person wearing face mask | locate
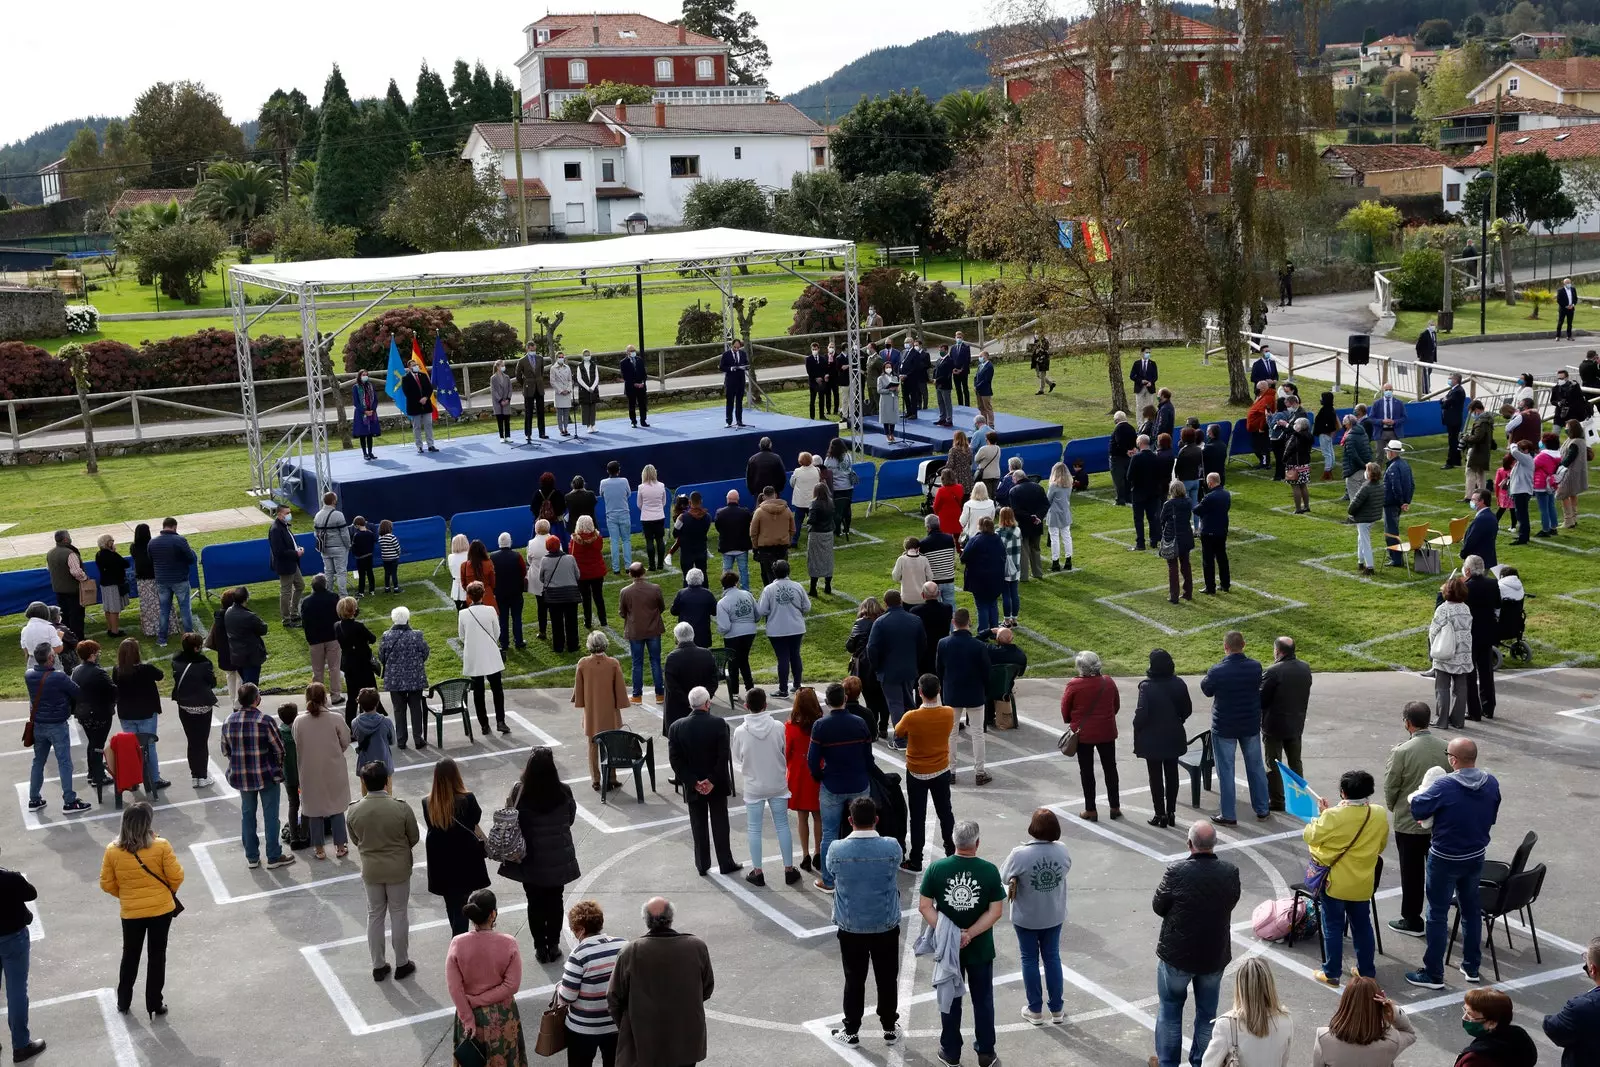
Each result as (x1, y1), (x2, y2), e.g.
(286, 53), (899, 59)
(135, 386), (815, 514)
(806, 342), (831, 420)
(351, 369), (382, 460)
(575, 349), (601, 434)
(829, 342), (848, 419)
(1551, 367), (1592, 428)
(1454, 990), (1538, 1067)
(619, 344), (650, 428)
(1371, 383), (1407, 441)
(550, 351), (575, 437)
(1543, 936), (1600, 1067)
(399, 358), (438, 454)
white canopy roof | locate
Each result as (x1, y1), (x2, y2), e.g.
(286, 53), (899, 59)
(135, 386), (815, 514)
(230, 227), (854, 293)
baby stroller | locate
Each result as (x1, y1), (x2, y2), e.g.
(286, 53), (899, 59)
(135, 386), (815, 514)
(917, 457), (947, 517)
(1491, 565), (1531, 668)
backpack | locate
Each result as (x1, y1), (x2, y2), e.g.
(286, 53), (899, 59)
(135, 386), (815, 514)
(485, 786), (526, 863)
(1251, 896), (1309, 942)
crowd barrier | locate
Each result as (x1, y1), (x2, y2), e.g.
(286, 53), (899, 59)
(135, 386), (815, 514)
(1000, 442), (1066, 478)
(0, 558), (200, 618)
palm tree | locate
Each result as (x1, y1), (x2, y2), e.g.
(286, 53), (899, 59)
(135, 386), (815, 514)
(937, 88), (998, 149)
(290, 160), (317, 201)
(257, 93), (306, 199)
(194, 160), (280, 234)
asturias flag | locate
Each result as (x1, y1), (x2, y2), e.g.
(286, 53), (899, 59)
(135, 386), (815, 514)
(1277, 762), (1321, 824)
(432, 336), (462, 418)
(384, 337), (406, 410)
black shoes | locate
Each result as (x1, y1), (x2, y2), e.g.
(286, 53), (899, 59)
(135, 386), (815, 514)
(372, 963), (392, 982)
(14, 1040), (47, 1061)
(394, 961), (416, 981)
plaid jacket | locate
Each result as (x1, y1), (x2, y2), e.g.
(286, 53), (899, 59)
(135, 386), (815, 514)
(220, 706), (285, 792)
(998, 525), (1022, 582)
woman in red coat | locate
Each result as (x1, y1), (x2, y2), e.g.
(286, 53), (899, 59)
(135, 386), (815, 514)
(568, 515), (609, 630)
(1060, 650), (1121, 821)
(932, 468), (965, 538)
(784, 688), (822, 872)
(459, 540), (497, 608)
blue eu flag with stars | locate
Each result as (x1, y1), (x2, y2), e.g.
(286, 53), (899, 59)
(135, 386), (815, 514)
(431, 337), (462, 418)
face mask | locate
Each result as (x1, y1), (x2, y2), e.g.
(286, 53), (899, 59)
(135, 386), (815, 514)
(583, 355), (592, 362)
(557, 356), (566, 363)
(1558, 377), (1568, 384)
(1383, 390), (1393, 399)
(1463, 1020), (1489, 1037)
(357, 373), (367, 382)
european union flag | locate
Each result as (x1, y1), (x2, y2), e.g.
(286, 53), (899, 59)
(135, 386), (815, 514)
(431, 336), (462, 418)
(384, 337), (406, 410)
(1056, 220), (1075, 250)
(1277, 762), (1321, 823)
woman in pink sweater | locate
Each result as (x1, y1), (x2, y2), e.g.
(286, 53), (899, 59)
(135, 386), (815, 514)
(447, 888), (529, 1066)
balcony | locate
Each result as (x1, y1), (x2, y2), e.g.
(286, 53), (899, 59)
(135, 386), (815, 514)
(549, 85), (769, 115)
(1438, 119), (1518, 146)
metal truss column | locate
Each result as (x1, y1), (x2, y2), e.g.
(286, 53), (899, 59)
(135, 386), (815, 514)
(843, 245), (863, 448)
(231, 273), (265, 495)
(298, 288), (332, 499)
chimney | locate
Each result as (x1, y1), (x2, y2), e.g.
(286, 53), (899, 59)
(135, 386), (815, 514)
(616, 101), (627, 123)
(655, 100), (667, 127)
(678, 23), (687, 44)
(592, 13), (600, 43)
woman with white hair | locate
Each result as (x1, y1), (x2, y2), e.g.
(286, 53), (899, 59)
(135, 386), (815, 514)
(572, 631), (628, 791)
(790, 452), (821, 539)
(1201, 956), (1292, 1066)
(378, 605), (431, 748)
(671, 568), (717, 648)
(1059, 651), (1120, 821)
(1283, 416), (1317, 514)
(446, 533), (470, 609)
(459, 581), (509, 735)
(959, 481), (996, 543)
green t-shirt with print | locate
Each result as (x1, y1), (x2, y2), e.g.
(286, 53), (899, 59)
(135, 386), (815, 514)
(919, 854), (1007, 964)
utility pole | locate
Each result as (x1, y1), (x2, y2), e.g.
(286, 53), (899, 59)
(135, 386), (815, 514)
(513, 91), (533, 344)
(1483, 87), (1502, 335)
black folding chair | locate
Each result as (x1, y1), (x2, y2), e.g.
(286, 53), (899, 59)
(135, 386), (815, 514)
(1479, 831), (1537, 894)
(1178, 731), (1214, 807)
(426, 678), (474, 746)
(1287, 855), (1385, 959)
(592, 729), (657, 805)
(1447, 863), (1547, 983)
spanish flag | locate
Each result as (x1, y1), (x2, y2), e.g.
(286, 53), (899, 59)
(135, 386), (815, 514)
(1082, 219), (1113, 263)
(411, 336), (439, 419)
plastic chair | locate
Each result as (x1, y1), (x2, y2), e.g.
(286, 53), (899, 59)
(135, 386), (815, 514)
(1286, 855), (1385, 959)
(1178, 731), (1214, 807)
(426, 678), (474, 747)
(1447, 863), (1547, 982)
(1479, 830), (1536, 891)
(592, 729), (656, 805)
(1385, 524), (1437, 574)
(710, 647), (731, 705)
(985, 663), (1021, 728)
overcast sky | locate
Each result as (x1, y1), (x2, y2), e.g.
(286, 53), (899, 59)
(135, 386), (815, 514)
(1, 0), (995, 146)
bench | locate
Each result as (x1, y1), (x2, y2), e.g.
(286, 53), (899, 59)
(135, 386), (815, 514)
(1177, 730), (1214, 808)
(877, 245), (920, 266)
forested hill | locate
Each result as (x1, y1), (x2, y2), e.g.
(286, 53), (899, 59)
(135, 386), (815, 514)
(0, 116), (115, 206)
(783, 31), (993, 120)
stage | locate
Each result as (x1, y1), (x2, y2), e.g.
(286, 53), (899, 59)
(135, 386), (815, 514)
(858, 404), (1063, 455)
(281, 408), (841, 523)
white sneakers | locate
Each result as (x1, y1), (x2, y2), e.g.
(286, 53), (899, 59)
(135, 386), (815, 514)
(193, 776), (214, 788)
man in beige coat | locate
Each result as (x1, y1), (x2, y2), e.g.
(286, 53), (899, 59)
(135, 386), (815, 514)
(748, 487), (795, 585)
(347, 761), (420, 982)
(609, 897), (714, 1067)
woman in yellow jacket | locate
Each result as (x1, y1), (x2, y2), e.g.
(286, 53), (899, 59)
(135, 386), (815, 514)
(1304, 770), (1389, 989)
(99, 801), (184, 1018)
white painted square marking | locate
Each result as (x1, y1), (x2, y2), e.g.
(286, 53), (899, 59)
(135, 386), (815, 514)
(1095, 582), (1306, 637)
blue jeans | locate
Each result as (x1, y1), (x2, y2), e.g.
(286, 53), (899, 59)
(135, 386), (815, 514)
(937, 582), (955, 607)
(608, 514), (633, 571)
(1017, 924), (1063, 1013)
(239, 784), (284, 864)
(1317, 433), (1336, 472)
(1536, 490), (1557, 531)
(722, 552), (750, 589)
(28, 719), (78, 806)
(1211, 732), (1269, 820)
(0, 928), (30, 1049)
(629, 637), (663, 697)
(120, 716), (160, 789)
(745, 796), (794, 870)
(155, 580), (193, 642)
(940, 957), (996, 1060)
(975, 598), (999, 634)
(1155, 959), (1223, 1067)
(881, 678), (914, 732)
(817, 785), (868, 888)
(1002, 580), (1020, 619)
(1320, 895), (1376, 981)
(1424, 853), (1485, 979)
(1183, 479), (1200, 523)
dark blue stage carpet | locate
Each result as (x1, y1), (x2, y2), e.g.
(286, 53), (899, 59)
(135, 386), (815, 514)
(860, 405), (1063, 449)
(282, 409), (840, 523)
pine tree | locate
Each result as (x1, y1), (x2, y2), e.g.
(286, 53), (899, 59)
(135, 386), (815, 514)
(313, 93), (366, 229)
(470, 63), (495, 122)
(490, 72), (517, 121)
(449, 61), (474, 113)
(385, 79), (410, 121)
(323, 65), (353, 110)
(412, 63), (458, 159)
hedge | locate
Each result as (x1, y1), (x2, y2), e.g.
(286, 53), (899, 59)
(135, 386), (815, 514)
(0, 330), (313, 400)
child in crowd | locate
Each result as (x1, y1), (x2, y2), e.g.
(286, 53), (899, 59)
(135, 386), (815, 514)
(278, 702), (309, 849)
(1493, 454), (1515, 529)
(351, 517), (377, 596)
(351, 689), (395, 791)
(1070, 458), (1089, 493)
(377, 519), (402, 593)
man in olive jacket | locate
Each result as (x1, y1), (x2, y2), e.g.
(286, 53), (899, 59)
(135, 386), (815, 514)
(347, 762), (420, 982)
(1382, 701), (1450, 937)
(1260, 637), (1312, 813)
(609, 897), (714, 1067)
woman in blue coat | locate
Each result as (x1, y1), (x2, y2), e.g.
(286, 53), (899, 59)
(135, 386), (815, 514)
(1158, 481), (1195, 603)
(960, 515), (1006, 634)
(351, 369), (383, 460)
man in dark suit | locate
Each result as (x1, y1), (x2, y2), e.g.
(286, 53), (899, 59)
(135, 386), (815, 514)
(1415, 319), (1438, 393)
(935, 612), (992, 781)
(619, 344), (650, 428)
(866, 590), (926, 736)
(1007, 473), (1050, 580)
(667, 686), (740, 875)
(1130, 348), (1159, 412)
(1556, 277), (1578, 340)
(1460, 490), (1498, 571)
(805, 342), (831, 420)
(1110, 412), (1137, 506)
(1463, 553), (1501, 722)
(910, 581), (953, 676)
(974, 350), (997, 429)
(514, 343), (547, 441)
(900, 337), (928, 421)
(949, 331), (973, 407)
(720, 339), (750, 428)
(1249, 345), (1280, 389)
(489, 534), (527, 651)
(1441, 372), (1467, 469)
(663, 622), (719, 736)
(400, 358), (438, 453)
(829, 342), (849, 418)
(1193, 472), (1231, 594)
(1127, 435), (1164, 551)
(1278, 260), (1294, 307)
(932, 343), (955, 426)
(745, 437), (786, 499)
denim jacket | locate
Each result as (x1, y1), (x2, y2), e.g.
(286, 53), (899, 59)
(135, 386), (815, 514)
(827, 830), (903, 934)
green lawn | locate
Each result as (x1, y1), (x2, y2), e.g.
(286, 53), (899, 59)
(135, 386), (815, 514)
(6, 341), (1588, 701)
(1392, 299), (1573, 341)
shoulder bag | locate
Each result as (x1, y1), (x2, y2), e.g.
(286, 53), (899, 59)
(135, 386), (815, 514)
(1302, 804), (1371, 897)
(1059, 677), (1111, 757)
(21, 685), (38, 748)
(132, 849), (185, 916)
(534, 989), (570, 1056)
(484, 784), (526, 863)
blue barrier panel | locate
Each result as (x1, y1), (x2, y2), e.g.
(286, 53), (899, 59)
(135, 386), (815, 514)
(1001, 441), (1064, 477)
(875, 456), (937, 501)
(451, 507), (536, 553)
(1229, 419), (1254, 456)
(1402, 400), (1445, 438)
(387, 516), (448, 565)
(851, 461), (876, 504)
(675, 480), (752, 512)
(1062, 437), (1111, 475)
(591, 496), (642, 537)
(0, 569), (59, 618)
(200, 533), (323, 593)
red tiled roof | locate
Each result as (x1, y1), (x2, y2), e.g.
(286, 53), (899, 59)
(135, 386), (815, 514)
(470, 121), (624, 150)
(527, 13), (723, 50)
(1511, 58), (1600, 90)
(1370, 34), (1413, 46)
(1444, 97), (1600, 118)
(1459, 123), (1600, 166)
(594, 102), (821, 136)
(500, 178), (551, 200)
(109, 188), (195, 214)
(595, 186), (642, 199)
(1321, 144), (1449, 172)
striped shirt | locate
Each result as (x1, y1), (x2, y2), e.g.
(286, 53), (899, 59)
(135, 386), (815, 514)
(558, 933), (626, 1035)
(378, 533), (401, 562)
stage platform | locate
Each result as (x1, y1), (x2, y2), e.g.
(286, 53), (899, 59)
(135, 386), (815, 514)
(282, 409), (840, 524)
(855, 433), (933, 459)
(860, 405), (1062, 449)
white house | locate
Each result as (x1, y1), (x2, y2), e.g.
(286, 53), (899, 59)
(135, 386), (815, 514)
(39, 159), (63, 205)
(1448, 124), (1600, 233)
(462, 100), (823, 236)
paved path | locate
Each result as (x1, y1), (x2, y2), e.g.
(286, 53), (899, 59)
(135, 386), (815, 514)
(0, 507), (270, 560)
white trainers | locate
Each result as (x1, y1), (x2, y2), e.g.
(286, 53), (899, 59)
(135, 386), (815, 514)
(193, 776), (214, 788)
(1020, 1007), (1045, 1026)
(1049, 1010), (1068, 1025)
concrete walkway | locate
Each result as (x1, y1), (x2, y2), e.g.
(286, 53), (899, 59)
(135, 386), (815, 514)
(0, 507), (269, 560)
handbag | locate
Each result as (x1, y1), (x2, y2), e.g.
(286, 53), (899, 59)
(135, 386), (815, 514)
(1414, 546), (1441, 574)
(132, 851), (185, 917)
(453, 1034), (489, 1067)
(1429, 620), (1458, 661)
(1057, 726), (1079, 757)
(1156, 538), (1178, 561)
(1302, 804), (1371, 896)
(534, 991), (569, 1057)
(21, 686), (37, 748)
(484, 784), (527, 863)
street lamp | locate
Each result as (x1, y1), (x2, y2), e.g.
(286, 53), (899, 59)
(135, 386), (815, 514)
(624, 212), (648, 235)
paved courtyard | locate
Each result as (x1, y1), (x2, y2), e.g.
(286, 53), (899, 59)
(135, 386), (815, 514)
(2, 667), (1596, 1066)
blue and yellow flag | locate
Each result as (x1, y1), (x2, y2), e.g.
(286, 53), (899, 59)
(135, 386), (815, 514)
(384, 337), (406, 409)
(432, 336), (462, 418)
(1277, 762), (1321, 823)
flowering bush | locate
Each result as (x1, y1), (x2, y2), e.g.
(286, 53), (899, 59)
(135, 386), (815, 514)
(0, 331), (314, 401)
(341, 306), (463, 373)
(460, 320), (522, 365)
(64, 304), (100, 335)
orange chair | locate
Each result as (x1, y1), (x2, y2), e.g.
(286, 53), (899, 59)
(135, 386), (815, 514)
(1385, 523), (1436, 574)
(1428, 516), (1469, 551)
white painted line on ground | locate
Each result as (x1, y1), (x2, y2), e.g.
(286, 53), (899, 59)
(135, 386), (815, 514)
(0, 987), (138, 1067)
(571, 793), (689, 835)
(1094, 582), (1306, 638)
(503, 708), (564, 747)
(0, 718), (84, 758)
(1557, 704), (1600, 725)
(15, 757), (236, 829)
(188, 836), (428, 905)
(706, 856), (919, 939)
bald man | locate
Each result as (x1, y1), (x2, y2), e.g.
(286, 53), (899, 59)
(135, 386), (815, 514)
(1151, 819), (1241, 1067)
(1405, 737), (1502, 990)
(714, 489), (753, 589)
(609, 897), (715, 1067)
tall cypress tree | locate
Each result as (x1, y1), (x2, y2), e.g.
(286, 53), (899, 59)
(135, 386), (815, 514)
(313, 94), (364, 228)
(470, 63), (495, 122)
(385, 79), (410, 122)
(449, 61), (473, 113)
(412, 63), (458, 159)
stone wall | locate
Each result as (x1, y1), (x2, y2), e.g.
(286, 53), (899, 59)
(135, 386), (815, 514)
(0, 198), (90, 242)
(0, 287), (67, 341)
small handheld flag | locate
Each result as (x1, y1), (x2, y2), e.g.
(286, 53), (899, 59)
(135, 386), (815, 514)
(1277, 762), (1321, 823)
(432, 337), (462, 418)
(384, 338), (406, 410)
